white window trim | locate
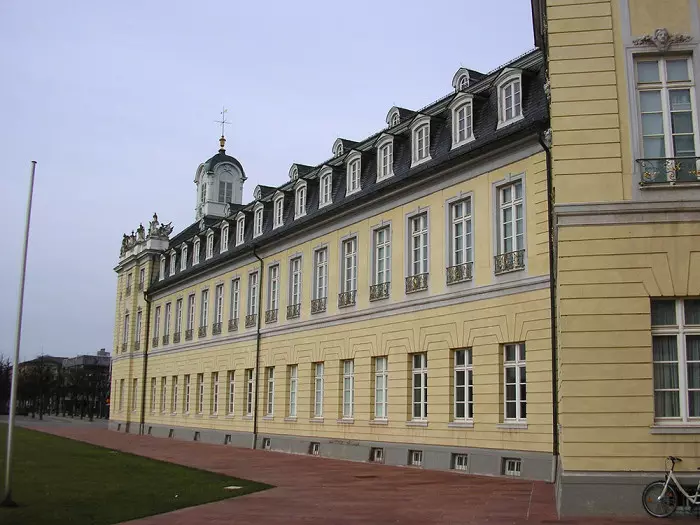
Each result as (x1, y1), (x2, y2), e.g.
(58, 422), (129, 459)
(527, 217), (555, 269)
(447, 195), (474, 269)
(200, 289), (209, 328)
(180, 245), (188, 271)
(197, 373), (204, 414)
(450, 93), (475, 149)
(247, 271), (259, 316)
(412, 353), (428, 421)
(346, 152), (362, 196)
(220, 224), (229, 253)
(374, 356), (388, 420)
(214, 284), (224, 324)
(230, 278), (240, 320)
(376, 135), (394, 181)
(453, 348), (473, 422)
(495, 69), (524, 130)
(159, 256), (165, 281)
(227, 370), (235, 415)
(169, 251), (176, 276)
(267, 264), (279, 312)
(340, 236), (358, 293)
(333, 138), (344, 157)
(193, 238), (200, 265)
(319, 169), (333, 208)
(314, 362), (324, 417)
(503, 343), (526, 422)
(410, 116), (432, 167)
(236, 214), (245, 246)
(186, 294), (195, 331)
(205, 231), (214, 260)
(246, 369), (254, 416)
(212, 371), (219, 415)
(406, 210), (429, 278)
(273, 195), (285, 229)
(342, 359), (354, 419)
(294, 180), (307, 219)
(266, 367), (275, 416)
(288, 364), (298, 417)
(372, 225), (391, 286)
(313, 247), (328, 300)
(253, 204), (264, 238)
(289, 256), (302, 306)
(496, 179), (525, 256)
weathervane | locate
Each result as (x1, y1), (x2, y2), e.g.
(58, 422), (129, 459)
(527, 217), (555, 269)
(215, 106), (231, 152)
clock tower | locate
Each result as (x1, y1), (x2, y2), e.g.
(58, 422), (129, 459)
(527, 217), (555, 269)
(194, 135), (246, 220)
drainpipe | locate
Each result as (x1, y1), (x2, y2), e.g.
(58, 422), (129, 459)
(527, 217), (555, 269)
(139, 258), (153, 435)
(251, 246), (264, 449)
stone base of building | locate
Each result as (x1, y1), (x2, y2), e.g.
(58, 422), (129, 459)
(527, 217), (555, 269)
(108, 419), (554, 481)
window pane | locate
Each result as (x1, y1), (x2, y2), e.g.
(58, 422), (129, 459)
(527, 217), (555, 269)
(639, 91), (662, 112)
(637, 61), (660, 83)
(666, 60), (690, 82)
(456, 370), (465, 389)
(654, 362), (679, 389)
(687, 335), (700, 362)
(643, 137), (666, 157)
(685, 300), (700, 325)
(505, 345), (515, 362)
(506, 384), (516, 401)
(674, 135), (696, 157)
(505, 367), (516, 384)
(455, 350), (465, 367)
(642, 113), (664, 135)
(506, 401), (516, 419)
(688, 392), (700, 418)
(670, 89), (692, 111)
(671, 112), (694, 134)
(653, 335), (678, 362)
(655, 392), (680, 418)
(651, 300), (676, 325)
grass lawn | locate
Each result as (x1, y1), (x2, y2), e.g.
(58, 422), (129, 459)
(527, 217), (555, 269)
(0, 423), (270, 525)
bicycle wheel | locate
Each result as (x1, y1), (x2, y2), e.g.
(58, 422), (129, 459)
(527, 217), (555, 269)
(642, 481), (678, 518)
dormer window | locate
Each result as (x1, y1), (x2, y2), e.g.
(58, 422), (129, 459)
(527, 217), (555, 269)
(458, 75), (469, 91)
(180, 245), (188, 271)
(334, 143), (343, 157)
(236, 216), (245, 246)
(273, 196), (284, 228)
(159, 256), (166, 281)
(193, 238), (200, 265)
(346, 154), (361, 195)
(295, 183), (307, 219)
(377, 137), (394, 181)
(451, 94), (474, 149)
(169, 252), (176, 276)
(221, 224), (229, 253)
(496, 69), (524, 129)
(291, 167), (298, 181)
(411, 117), (432, 166)
(391, 113), (400, 126)
(206, 233), (214, 259)
(254, 206), (264, 237)
(319, 170), (333, 208)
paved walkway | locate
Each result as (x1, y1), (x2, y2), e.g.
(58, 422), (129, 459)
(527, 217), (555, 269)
(12, 417), (658, 524)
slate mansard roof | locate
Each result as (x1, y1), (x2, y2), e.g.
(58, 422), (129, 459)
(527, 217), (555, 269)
(151, 49), (548, 292)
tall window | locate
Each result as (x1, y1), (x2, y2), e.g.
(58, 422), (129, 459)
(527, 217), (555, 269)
(314, 248), (328, 299)
(268, 265), (279, 312)
(184, 375), (191, 413)
(153, 306), (161, 340)
(314, 363), (324, 417)
(410, 213), (428, 276)
(181, 245), (188, 270)
(295, 186), (306, 218)
(200, 289), (209, 328)
(172, 376), (178, 413)
(139, 268), (145, 289)
(206, 234), (214, 259)
(342, 238), (357, 292)
(288, 365), (298, 417)
(119, 379), (124, 411)
(197, 373), (204, 414)
(504, 343), (526, 421)
(266, 367), (275, 415)
(414, 124), (430, 162)
(290, 257), (302, 306)
(230, 279), (240, 320)
(379, 141), (393, 180)
(150, 377), (156, 412)
(245, 369), (254, 416)
(342, 360), (355, 419)
(454, 349), (473, 422)
(175, 298), (183, 335)
(164, 302), (171, 337)
(193, 239), (200, 265)
(135, 311), (142, 344)
(412, 353), (428, 420)
(227, 370), (235, 415)
(236, 217), (245, 246)
(499, 181), (524, 255)
(221, 225), (229, 252)
(126, 272), (132, 290)
(214, 284), (224, 326)
(187, 294), (195, 331)
(320, 172), (332, 207)
(169, 253), (176, 276)
(273, 197), (284, 228)
(450, 198), (473, 267)
(159, 257), (165, 280)
(218, 180), (232, 203)
(374, 357), (388, 419)
(636, 57), (697, 181)
(212, 372), (219, 414)
(652, 299), (700, 422)
(132, 379), (138, 411)
(347, 159), (361, 194)
(160, 377), (167, 412)
(122, 313), (129, 348)
(391, 112), (400, 126)
(254, 207), (263, 237)
(454, 102), (473, 144)
(248, 272), (259, 316)
(374, 227), (391, 285)
(500, 78), (522, 123)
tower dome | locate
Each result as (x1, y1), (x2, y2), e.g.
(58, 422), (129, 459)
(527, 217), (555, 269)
(195, 136), (247, 220)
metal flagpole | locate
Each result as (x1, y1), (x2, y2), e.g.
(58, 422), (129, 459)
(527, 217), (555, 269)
(1, 160), (37, 507)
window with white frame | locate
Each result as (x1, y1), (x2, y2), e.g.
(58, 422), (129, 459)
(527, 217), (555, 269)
(498, 76), (522, 126)
(266, 367), (274, 416)
(184, 374), (191, 413)
(391, 112), (400, 126)
(450, 198), (473, 268)
(172, 376), (178, 413)
(295, 185), (307, 218)
(230, 278), (240, 321)
(409, 450), (423, 467)
(197, 373), (204, 414)
(150, 377), (156, 412)
(181, 245), (188, 270)
(454, 348), (473, 422)
(636, 56), (698, 182)
(138, 268), (145, 288)
(412, 353), (428, 420)
(193, 239), (200, 265)
(273, 196), (284, 228)
(159, 256), (165, 280)
(221, 225), (229, 252)
(319, 171), (332, 207)
(122, 312), (129, 347)
(132, 379), (138, 412)
(175, 298), (182, 335)
(153, 306), (161, 340)
(206, 233), (214, 259)
(504, 343), (526, 421)
(236, 216), (245, 246)
(498, 181), (524, 255)
(314, 248), (328, 299)
(373, 226), (391, 286)
(342, 238), (357, 292)
(200, 289), (209, 328)
(160, 377), (167, 413)
(413, 123), (430, 163)
(245, 369), (254, 416)
(453, 453), (468, 471)
(227, 370), (235, 415)
(186, 294), (195, 332)
(342, 360), (354, 419)
(164, 302), (171, 337)
(288, 365), (298, 417)
(347, 158), (361, 194)
(214, 284), (224, 326)
(458, 74), (469, 91)
(169, 252), (176, 276)
(135, 310), (142, 344)
(410, 213), (428, 276)
(452, 100), (473, 147)
(248, 272), (259, 316)
(651, 299), (700, 423)
(504, 458), (522, 477)
(254, 206), (263, 237)
(334, 142), (343, 157)
(211, 371), (219, 414)
(378, 140), (394, 180)
(119, 379), (124, 411)
(219, 180), (232, 203)
(268, 265), (279, 312)
(290, 257), (302, 306)
(314, 362), (324, 417)
(374, 356), (388, 420)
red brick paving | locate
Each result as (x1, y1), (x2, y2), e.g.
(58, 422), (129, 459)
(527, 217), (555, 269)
(24, 422), (664, 524)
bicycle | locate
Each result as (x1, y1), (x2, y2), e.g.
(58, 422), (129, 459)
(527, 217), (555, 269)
(642, 456), (700, 517)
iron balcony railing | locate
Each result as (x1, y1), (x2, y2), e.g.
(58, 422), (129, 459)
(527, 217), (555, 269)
(245, 314), (257, 328)
(152, 337), (159, 348)
(212, 322), (222, 335)
(265, 309), (278, 324)
(185, 329), (193, 341)
(405, 273), (429, 294)
(446, 262), (473, 285)
(494, 249), (525, 275)
(311, 297), (327, 314)
(338, 290), (357, 308)
(162, 334), (170, 346)
(637, 157), (700, 186)
(173, 331), (181, 343)
(198, 326), (207, 338)
(228, 318), (239, 332)
(287, 303), (301, 319)
(370, 282), (390, 301)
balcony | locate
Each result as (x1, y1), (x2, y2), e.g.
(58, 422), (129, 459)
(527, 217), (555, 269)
(228, 318), (239, 332)
(173, 331), (181, 343)
(265, 309), (278, 324)
(638, 157), (700, 186)
(162, 334), (169, 346)
(198, 326), (207, 338)
(152, 337), (159, 348)
(338, 290), (356, 308)
(125, 286), (132, 297)
(494, 249), (525, 275)
(311, 297), (327, 314)
(245, 314), (257, 328)
(287, 303), (301, 319)
(405, 273), (429, 294)
(185, 329), (193, 341)
(370, 282), (390, 301)
(134, 341), (140, 351)
(446, 262), (473, 285)
(212, 322), (222, 335)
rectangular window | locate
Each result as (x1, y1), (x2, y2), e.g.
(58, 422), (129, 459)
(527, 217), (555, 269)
(410, 213), (428, 276)
(274, 198), (284, 227)
(214, 284), (224, 325)
(504, 458), (522, 477)
(230, 279), (240, 320)
(290, 257), (302, 306)
(181, 246), (187, 271)
(126, 272), (133, 290)
(652, 299), (700, 422)
(296, 186), (306, 218)
(268, 265), (279, 312)
(169, 253), (176, 275)
(414, 125), (429, 161)
(254, 208), (263, 237)
(454, 349), (473, 422)
(288, 365), (298, 417)
(159, 258), (165, 280)
(184, 375), (191, 413)
(193, 241), (200, 265)
(347, 160), (360, 193)
(132, 379), (138, 412)
(206, 235), (214, 259)
(245, 369), (254, 416)
(453, 454), (468, 471)
(320, 173), (332, 206)
(221, 226), (229, 252)
(119, 379), (125, 411)
(379, 142), (393, 179)
(135, 310), (142, 343)
(504, 343), (526, 421)
(187, 294), (195, 331)
(236, 217), (245, 246)
(412, 353), (428, 420)
(122, 313), (129, 346)
(197, 373), (204, 414)
(342, 360), (354, 419)
(227, 370), (235, 415)
(373, 227), (391, 285)
(164, 302), (171, 336)
(218, 181), (232, 203)
(266, 367), (275, 416)
(160, 377), (167, 413)
(154, 306), (161, 340)
(150, 377), (156, 412)
(374, 356), (388, 420)
(450, 198), (473, 267)
(409, 450), (423, 467)
(314, 248), (328, 299)
(502, 80), (522, 122)
(212, 371), (219, 414)
(499, 181), (524, 254)
(248, 272), (259, 316)
(200, 289), (209, 327)
(342, 238), (357, 292)
(139, 268), (145, 288)
(314, 362), (324, 417)
(455, 102), (473, 143)
(175, 299), (183, 334)
(172, 376), (178, 413)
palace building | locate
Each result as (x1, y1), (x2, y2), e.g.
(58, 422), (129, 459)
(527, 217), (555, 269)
(111, 0), (700, 516)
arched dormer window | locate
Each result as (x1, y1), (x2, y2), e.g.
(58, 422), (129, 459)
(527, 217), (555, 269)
(169, 250), (176, 276)
(295, 181), (307, 219)
(386, 107), (403, 127)
(273, 193), (284, 228)
(159, 255), (166, 281)
(319, 169), (333, 208)
(180, 244), (188, 271)
(450, 93), (475, 149)
(376, 135), (394, 181)
(253, 204), (264, 238)
(458, 75), (469, 91)
(451, 67), (471, 93)
(410, 116), (432, 167)
(253, 186), (262, 200)
(290, 167), (298, 181)
(346, 152), (362, 195)
(391, 113), (400, 126)
(220, 223), (229, 253)
(333, 139), (344, 157)
(193, 238), (201, 265)
(236, 214), (245, 246)
(206, 231), (214, 260)
(495, 68), (523, 129)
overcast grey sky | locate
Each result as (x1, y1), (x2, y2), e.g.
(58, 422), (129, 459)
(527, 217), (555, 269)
(0, 1), (535, 361)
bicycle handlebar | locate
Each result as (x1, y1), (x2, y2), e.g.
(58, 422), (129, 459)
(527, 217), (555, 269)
(668, 456), (683, 464)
